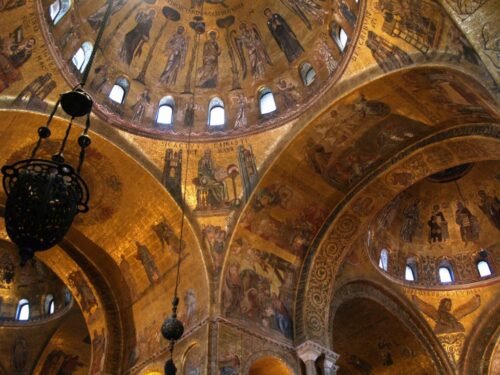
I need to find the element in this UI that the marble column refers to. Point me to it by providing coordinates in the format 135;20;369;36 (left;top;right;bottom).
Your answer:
297;341;322;375
323;351;340;375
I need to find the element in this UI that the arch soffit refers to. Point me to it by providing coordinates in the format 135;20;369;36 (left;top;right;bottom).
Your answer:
219;64;499;319
0;111;209;288
295;126;500;346
330;280;454;374
242;351;298;375
0;110;210;370
460;296;500;374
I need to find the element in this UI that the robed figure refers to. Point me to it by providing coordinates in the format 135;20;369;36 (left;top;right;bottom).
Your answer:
120;9;156;66
264;8;304;63
197;31;220;88
160;25;188;85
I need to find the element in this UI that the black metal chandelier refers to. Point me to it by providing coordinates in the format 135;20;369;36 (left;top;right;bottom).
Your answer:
1;0;113;265
160;127;192;375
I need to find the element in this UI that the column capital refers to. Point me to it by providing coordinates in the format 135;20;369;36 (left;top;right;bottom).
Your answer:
296;340;324;362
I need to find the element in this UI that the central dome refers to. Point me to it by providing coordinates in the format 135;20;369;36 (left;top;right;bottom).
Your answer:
41;0;362;140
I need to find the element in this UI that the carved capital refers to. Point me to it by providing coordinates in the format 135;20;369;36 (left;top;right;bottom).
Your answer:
296;340;323;362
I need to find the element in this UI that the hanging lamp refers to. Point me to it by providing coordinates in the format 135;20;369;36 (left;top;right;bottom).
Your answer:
161;127;193;375
1;0;114;265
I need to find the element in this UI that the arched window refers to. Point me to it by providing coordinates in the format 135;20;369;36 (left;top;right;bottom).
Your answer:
49;0;71;25
477;260;492;278
299;62;316;86
259;88;277;115
109;77;129;104
330;23;349;52
208;97;225;127
71;41;93;73
156;96;175;126
405;258;417;281
438;266;453;283
405;266;415;281
378;249;388;271
16;299;30;321
45;294;55;315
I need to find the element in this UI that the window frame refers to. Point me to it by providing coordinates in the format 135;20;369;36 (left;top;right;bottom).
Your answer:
16;299;30;321
44;294;55;315
330;22;349;52
208;97;225;128
156;96;175;127
477;260;492;278
438;265;454;284
378;248;389;272
258;88;277;116
108;77;129;105
299;62;316;86
72;41;93;73
49;0;71;25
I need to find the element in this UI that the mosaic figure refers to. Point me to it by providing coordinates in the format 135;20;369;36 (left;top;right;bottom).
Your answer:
197;31;220;88
265;8;304;63
280;0;326;30
67;270;98;315
193;150;228;210
232;22;272;80
135;241;160;284
120;9;156;66
478;190;500;229
455;201;480;245
314;35;337;75
87;0;127;30
131;88;151;123
428;204;449;243
159;26;188;85
400;200;420;243
412;295;480;334
0;26;35;93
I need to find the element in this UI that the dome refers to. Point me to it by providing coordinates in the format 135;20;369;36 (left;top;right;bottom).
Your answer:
369;161;499;287
40;0;362;140
0;241;72;322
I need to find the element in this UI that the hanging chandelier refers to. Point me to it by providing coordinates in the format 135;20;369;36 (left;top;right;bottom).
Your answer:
160;127;192;375
1;0;113;265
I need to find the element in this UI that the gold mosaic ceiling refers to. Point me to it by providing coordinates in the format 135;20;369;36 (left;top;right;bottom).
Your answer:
369;161;500;286
41;0;362;140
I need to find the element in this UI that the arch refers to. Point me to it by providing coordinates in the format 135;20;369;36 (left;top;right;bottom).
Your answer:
71;41;93;73
156;96;175;127
49;0;71;25
0;110;209;374
461;297;500;374
109;77;129;104
208;97;225;127
242;351;297;375
329;281;453;374
295;126;500;345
